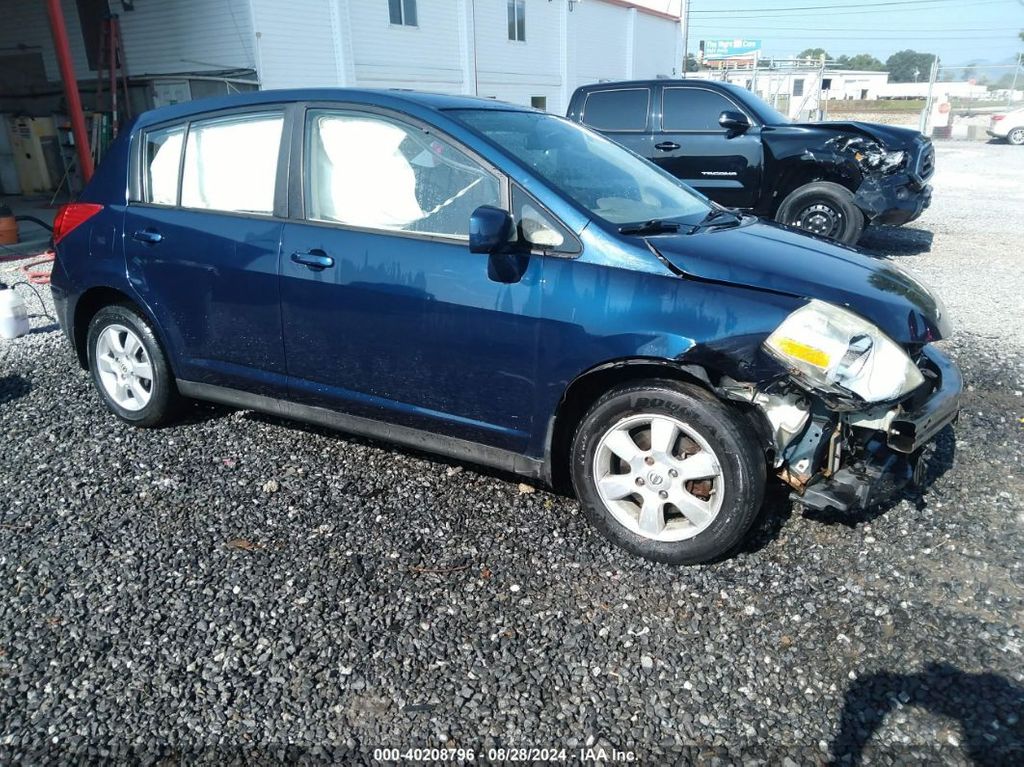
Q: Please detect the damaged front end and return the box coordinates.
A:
[825,132,935,226]
[718,300,962,515]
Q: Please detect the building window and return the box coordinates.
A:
[530,96,547,111]
[389,0,417,27]
[793,78,805,97]
[508,0,526,41]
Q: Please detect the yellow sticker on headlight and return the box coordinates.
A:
[776,338,831,368]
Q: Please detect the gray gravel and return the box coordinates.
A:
[1,141,1023,764]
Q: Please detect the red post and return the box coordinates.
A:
[45,0,94,183]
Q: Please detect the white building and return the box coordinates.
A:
[0,0,684,116]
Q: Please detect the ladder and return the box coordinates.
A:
[94,13,131,141]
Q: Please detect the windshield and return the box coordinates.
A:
[449,109,711,227]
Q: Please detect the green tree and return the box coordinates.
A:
[885,49,937,82]
[684,53,699,72]
[797,47,830,61]
[835,53,885,71]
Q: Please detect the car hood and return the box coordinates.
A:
[649,220,949,345]
[786,120,922,149]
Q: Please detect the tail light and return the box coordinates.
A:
[991,114,1005,122]
[52,203,103,244]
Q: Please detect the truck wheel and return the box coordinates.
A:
[570,380,766,565]
[86,304,180,428]
[776,181,865,245]
[1007,128,1024,146]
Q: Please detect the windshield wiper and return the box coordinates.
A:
[618,219,682,236]
[696,208,743,230]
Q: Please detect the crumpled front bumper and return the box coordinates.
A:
[795,345,962,514]
[853,172,932,227]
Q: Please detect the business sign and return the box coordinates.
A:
[701,39,762,61]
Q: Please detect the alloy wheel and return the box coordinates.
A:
[592,414,725,542]
[95,324,154,411]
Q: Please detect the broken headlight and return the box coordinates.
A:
[764,299,925,403]
[851,139,906,174]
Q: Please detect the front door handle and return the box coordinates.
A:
[291,250,335,270]
[655,141,680,151]
[132,229,163,244]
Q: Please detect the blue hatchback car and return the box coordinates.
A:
[51,89,961,564]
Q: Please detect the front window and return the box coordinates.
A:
[388,0,417,26]
[306,110,500,238]
[450,109,710,228]
[507,0,525,41]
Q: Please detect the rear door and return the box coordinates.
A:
[124,108,289,395]
[652,85,762,209]
[576,86,655,160]
[277,106,544,452]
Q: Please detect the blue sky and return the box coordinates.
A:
[685,0,1024,71]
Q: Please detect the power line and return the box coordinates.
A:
[691,0,1001,13]
[690,0,1009,18]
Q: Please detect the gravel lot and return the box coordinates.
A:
[2,141,1022,765]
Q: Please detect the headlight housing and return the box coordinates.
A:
[765,300,925,403]
[835,136,907,174]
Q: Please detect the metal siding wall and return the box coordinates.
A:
[572,1,632,88]
[251,0,338,89]
[0,0,255,79]
[347,0,464,93]
[632,12,679,80]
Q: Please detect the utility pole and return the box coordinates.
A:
[1009,52,1022,109]
[681,0,690,79]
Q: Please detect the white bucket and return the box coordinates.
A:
[0,286,30,340]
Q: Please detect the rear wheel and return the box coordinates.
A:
[1007,127,1024,146]
[775,181,865,245]
[87,304,179,427]
[570,380,766,565]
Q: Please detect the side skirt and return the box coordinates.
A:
[176,380,549,483]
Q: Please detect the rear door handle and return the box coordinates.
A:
[132,229,163,244]
[655,141,680,151]
[291,250,335,270]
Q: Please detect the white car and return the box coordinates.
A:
[988,107,1024,145]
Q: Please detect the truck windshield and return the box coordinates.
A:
[449,109,711,227]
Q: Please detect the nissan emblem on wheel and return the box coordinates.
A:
[567,79,934,246]
[50,88,960,565]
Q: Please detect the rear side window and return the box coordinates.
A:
[581,89,649,132]
[663,88,740,132]
[143,125,184,205]
[180,112,284,214]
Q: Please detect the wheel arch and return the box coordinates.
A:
[547,357,724,492]
[71,285,168,370]
[764,156,862,218]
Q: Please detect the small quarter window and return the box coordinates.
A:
[306,110,500,238]
[180,112,283,215]
[142,125,184,205]
[507,0,526,41]
[389,0,417,26]
[581,89,650,132]
[512,186,578,255]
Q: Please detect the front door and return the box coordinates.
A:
[124,110,288,395]
[651,86,762,209]
[279,107,542,451]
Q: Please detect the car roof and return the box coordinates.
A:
[131,88,531,130]
[573,79,749,96]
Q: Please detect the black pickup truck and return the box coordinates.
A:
[567,80,934,244]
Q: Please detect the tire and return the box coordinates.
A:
[775,181,865,245]
[86,304,179,427]
[1007,127,1024,146]
[570,380,766,565]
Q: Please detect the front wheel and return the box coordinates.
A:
[775,181,865,245]
[1007,127,1024,146]
[570,380,766,565]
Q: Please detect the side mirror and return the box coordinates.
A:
[469,205,515,254]
[719,110,751,133]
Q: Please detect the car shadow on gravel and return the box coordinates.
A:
[860,225,934,257]
[829,662,1024,765]
[0,374,31,405]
